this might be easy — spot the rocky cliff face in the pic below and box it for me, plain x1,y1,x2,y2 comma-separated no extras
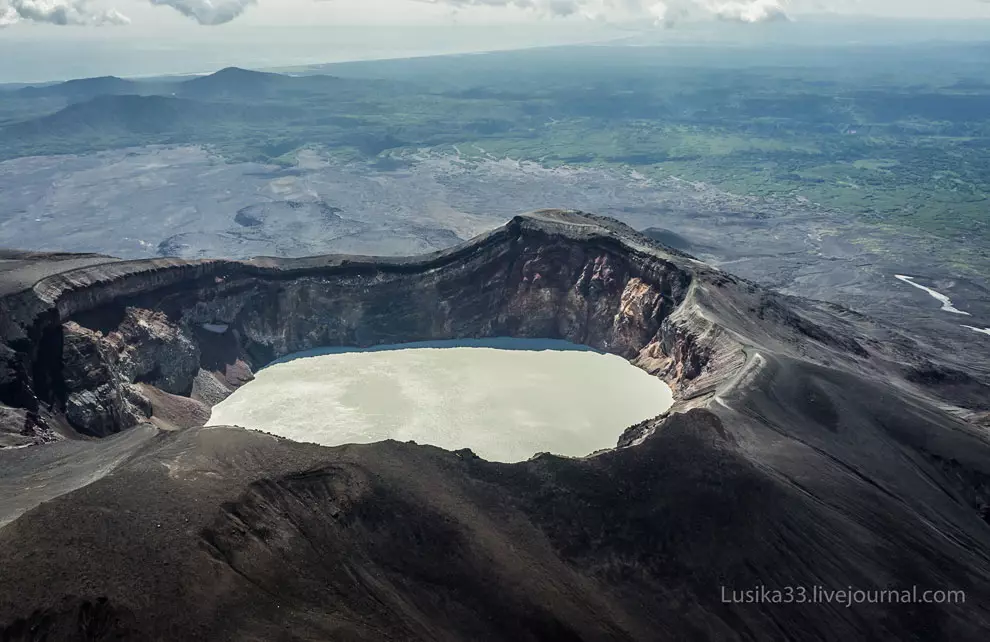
1,210,989,641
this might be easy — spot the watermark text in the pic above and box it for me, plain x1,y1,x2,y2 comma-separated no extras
721,585,965,608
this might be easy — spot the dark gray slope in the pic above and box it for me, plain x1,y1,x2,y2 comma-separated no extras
2,408,988,641
0,422,157,528
0,251,115,296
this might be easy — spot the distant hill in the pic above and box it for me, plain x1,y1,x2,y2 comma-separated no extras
0,94,295,161
17,76,144,101
0,67,380,162
9,68,340,104
10,68,360,106
4,95,226,140
0,67,400,161
180,67,284,96
179,67,307,99
174,67,377,102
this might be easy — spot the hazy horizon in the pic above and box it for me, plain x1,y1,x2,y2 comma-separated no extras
0,23,627,84
3,15,989,86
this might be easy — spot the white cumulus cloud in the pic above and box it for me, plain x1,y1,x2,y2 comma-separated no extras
0,0,130,25
0,5,19,24
149,0,256,25
419,0,790,24
2,0,794,27
703,0,788,22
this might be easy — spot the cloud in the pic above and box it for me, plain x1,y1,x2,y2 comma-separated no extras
420,0,790,24
0,0,130,25
0,5,18,25
704,0,788,22
2,0,791,28
149,0,256,25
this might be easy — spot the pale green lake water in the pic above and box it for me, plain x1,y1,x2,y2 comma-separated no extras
208,339,673,462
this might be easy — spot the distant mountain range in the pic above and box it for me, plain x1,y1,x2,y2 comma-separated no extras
0,68,381,161
10,68,337,102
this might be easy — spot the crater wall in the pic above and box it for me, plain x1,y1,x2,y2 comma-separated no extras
1,214,729,440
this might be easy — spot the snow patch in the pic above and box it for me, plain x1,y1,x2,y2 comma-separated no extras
894,275,971,316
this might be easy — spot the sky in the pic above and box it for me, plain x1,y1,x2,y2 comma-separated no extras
2,0,989,29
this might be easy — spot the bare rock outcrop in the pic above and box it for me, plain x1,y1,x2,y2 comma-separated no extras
61,322,148,438
105,308,200,396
